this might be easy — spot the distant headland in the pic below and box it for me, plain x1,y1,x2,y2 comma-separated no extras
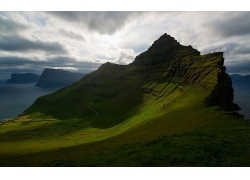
35,68,86,87
6,73,40,83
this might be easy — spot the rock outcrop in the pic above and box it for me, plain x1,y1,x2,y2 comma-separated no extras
35,68,85,87
6,73,40,83
25,33,237,120
204,58,235,111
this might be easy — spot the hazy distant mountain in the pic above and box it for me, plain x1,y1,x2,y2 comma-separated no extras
6,73,40,83
230,74,250,82
35,68,85,87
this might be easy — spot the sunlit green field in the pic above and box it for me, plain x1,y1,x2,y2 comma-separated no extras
0,85,204,153
1,47,249,166
1,84,249,166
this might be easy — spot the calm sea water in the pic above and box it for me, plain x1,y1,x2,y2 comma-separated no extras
0,80,249,122
0,80,63,121
232,82,250,119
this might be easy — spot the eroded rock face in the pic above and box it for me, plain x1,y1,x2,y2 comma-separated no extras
136,34,235,111
35,68,85,87
76,33,234,111
131,33,200,67
6,73,40,83
25,33,236,119
204,61,235,111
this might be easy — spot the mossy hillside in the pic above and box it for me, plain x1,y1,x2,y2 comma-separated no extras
0,84,206,154
0,77,241,165
0,60,218,155
0,33,246,166
1,94,249,166
24,34,228,123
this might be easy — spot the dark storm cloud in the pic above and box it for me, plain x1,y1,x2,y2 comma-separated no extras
235,46,250,55
226,60,250,74
206,12,250,38
0,56,33,66
59,29,85,41
202,42,239,56
0,56,75,67
0,56,101,69
0,36,67,54
47,11,144,35
1,11,250,78
201,41,250,57
0,14,29,35
47,56,102,69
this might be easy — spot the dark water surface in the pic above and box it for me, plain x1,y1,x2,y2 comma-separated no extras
0,80,249,121
232,82,250,119
0,80,63,121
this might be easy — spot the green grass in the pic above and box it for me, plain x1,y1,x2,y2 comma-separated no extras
0,45,249,166
0,84,249,166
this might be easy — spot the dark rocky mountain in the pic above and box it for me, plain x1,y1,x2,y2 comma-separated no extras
230,74,250,82
35,68,85,87
6,73,40,83
2,33,249,167
26,33,237,121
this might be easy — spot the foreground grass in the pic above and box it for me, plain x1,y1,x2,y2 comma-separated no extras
1,113,249,166
0,86,208,154
0,86,249,166
0,54,248,166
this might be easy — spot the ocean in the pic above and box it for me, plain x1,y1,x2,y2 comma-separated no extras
232,81,250,119
0,80,249,122
0,80,63,121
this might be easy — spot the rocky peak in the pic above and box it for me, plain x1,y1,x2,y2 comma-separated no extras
132,33,200,66
153,33,178,45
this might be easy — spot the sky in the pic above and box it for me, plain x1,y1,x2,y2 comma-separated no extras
1,10,250,79
0,2,249,178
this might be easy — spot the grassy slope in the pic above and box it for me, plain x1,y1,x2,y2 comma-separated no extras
1,36,250,166
1,87,249,166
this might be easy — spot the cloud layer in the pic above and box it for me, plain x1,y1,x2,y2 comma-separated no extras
46,11,144,35
0,35,66,53
0,11,250,79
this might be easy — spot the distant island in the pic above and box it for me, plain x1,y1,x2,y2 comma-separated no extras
6,73,40,83
230,74,250,82
35,68,85,87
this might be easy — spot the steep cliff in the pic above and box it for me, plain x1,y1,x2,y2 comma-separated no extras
204,60,235,111
35,68,85,87
6,73,40,83
2,33,249,167
25,33,237,123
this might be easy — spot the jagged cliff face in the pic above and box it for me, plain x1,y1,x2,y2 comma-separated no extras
35,68,85,87
204,64,234,111
75,33,234,110
132,33,200,67
25,33,235,122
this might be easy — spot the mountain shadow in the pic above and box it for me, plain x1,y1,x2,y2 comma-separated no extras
24,33,236,129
